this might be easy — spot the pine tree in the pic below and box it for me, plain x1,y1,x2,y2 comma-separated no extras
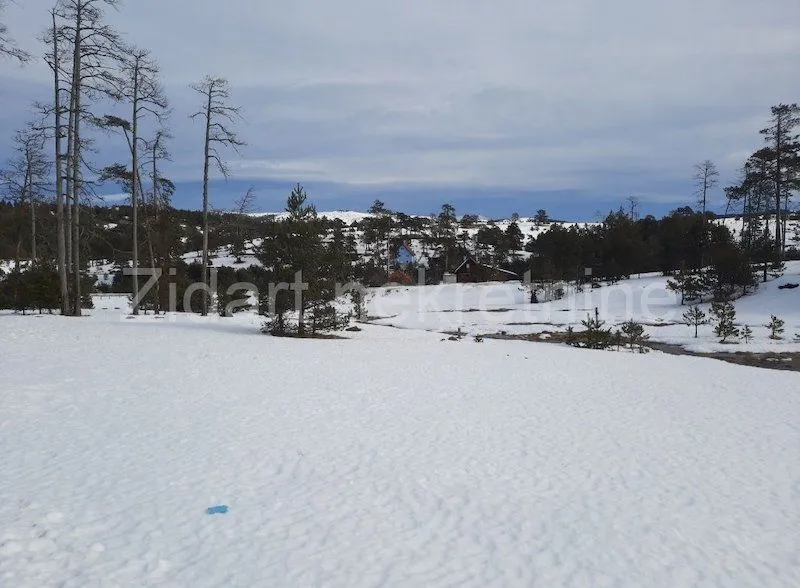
741,325,754,344
581,307,612,349
621,320,650,352
711,301,739,343
765,315,785,340
667,262,702,304
256,185,346,336
758,104,800,259
565,325,577,347
682,305,708,338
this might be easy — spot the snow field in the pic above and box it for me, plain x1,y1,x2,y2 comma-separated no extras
367,261,800,353
1,311,800,586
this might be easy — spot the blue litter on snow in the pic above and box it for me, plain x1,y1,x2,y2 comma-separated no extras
206,505,229,515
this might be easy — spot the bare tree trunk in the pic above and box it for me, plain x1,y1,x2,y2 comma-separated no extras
30,199,36,261
65,85,75,282
70,5,83,317
53,10,68,314
144,221,157,313
741,195,747,244
150,153,161,313
782,193,788,254
201,88,212,316
774,117,783,262
21,166,31,264
66,181,72,272
133,171,158,314
191,76,244,316
131,58,140,315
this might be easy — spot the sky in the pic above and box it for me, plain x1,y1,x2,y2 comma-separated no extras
1,0,799,220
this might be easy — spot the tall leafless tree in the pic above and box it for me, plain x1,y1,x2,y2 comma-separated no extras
0,124,51,267
230,186,256,261
143,129,173,313
43,8,69,313
0,0,30,62
626,195,640,220
693,159,718,265
50,0,124,315
190,76,245,316
100,48,167,314
693,159,719,219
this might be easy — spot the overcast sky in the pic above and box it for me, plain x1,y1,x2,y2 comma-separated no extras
1,0,799,219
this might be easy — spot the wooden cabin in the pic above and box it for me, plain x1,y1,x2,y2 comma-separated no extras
453,257,520,283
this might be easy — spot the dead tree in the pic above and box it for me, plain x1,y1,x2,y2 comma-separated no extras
231,187,256,261
693,159,719,264
0,0,30,62
0,125,51,267
44,8,70,314
100,48,167,314
190,76,245,316
53,0,124,315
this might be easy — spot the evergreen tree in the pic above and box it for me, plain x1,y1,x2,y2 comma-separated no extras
741,325,754,344
711,301,739,343
436,203,458,271
682,305,708,338
758,104,800,259
565,325,577,347
256,185,346,336
504,222,524,253
612,329,624,351
581,307,613,349
765,315,785,340
667,262,702,304
621,319,650,352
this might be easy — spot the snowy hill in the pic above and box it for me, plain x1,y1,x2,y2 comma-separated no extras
250,210,376,225
367,261,800,353
165,212,596,276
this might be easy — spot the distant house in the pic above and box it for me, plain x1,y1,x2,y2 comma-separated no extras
454,257,520,283
395,243,416,268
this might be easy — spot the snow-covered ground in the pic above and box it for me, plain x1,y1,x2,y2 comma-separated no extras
368,261,800,354
2,306,799,587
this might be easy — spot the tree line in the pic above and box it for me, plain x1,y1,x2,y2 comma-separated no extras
0,0,243,317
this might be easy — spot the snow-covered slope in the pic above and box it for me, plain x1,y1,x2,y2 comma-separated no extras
368,261,800,353
250,210,375,225
2,310,799,586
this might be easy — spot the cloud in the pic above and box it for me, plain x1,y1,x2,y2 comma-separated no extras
1,0,799,217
